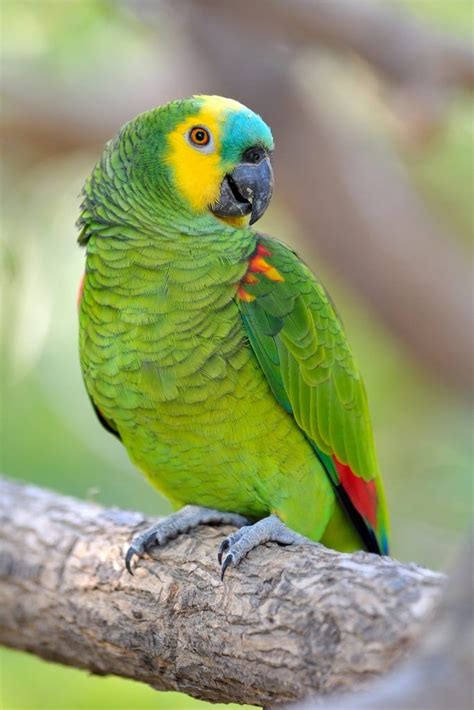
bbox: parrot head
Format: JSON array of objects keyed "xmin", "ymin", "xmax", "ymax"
[
  {"xmin": 163, "ymin": 95, "xmax": 274, "ymax": 226},
  {"xmin": 107, "ymin": 95, "xmax": 275, "ymax": 229}
]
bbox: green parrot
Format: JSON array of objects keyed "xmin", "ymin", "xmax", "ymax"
[{"xmin": 78, "ymin": 95, "xmax": 389, "ymax": 578}]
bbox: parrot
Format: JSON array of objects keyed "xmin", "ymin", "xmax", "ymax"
[{"xmin": 77, "ymin": 95, "xmax": 389, "ymax": 579}]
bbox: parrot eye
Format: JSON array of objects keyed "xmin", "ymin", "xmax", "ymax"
[
  {"xmin": 190, "ymin": 127, "xmax": 209, "ymax": 145},
  {"xmin": 188, "ymin": 126, "xmax": 212, "ymax": 149}
]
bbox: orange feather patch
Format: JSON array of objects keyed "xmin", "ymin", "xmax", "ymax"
[
  {"xmin": 237, "ymin": 286, "xmax": 256, "ymax": 302},
  {"xmin": 243, "ymin": 273, "xmax": 259, "ymax": 284},
  {"xmin": 237, "ymin": 243, "xmax": 284, "ymax": 301}
]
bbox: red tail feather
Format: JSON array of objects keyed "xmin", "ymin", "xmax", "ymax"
[{"xmin": 333, "ymin": 456, "xmax": 378, "ymax": 528}]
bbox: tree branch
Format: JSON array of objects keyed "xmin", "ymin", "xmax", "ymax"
[
  {"xmin": 206, "ymin": 0, "xmax": 474, "ymax": 82},
  {"xmin": 291, "ymin": 536, "xmax": 473, "ymax": 709},
  {"xmin": 0, "ymin": 478, "xmax": 444, "ymax": 706}
]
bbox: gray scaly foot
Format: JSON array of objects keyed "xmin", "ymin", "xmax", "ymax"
[
  {"xmin": 125, "ymin": 505, "xmax": 248, "ymax": 574},
  {"xmin": 217, "ymin": 514, "xmax": 311, "ymax": 580}
]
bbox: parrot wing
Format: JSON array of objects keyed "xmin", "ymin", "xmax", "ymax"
[{"xmin": 237, "ymin": 235, "xmax": 389, "ymax": 554}]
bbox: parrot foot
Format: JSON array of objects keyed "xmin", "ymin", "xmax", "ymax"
[
  {"xmin": 217, "ymin": 514, "xmax": 310, "ymax": 580},
  {"xmin": 125, "ymin": 505, "xmax": 248, "ymax": 574}
]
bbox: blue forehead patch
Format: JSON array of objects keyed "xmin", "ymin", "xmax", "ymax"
[{"xmin": 220, "ymin": 108, "xmax": 274, "ymax": 165}]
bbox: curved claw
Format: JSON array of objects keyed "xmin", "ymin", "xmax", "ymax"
[
  {"xmin": 220, "ymin": 552, "xmax": 235, "ymax": 580},
  {"xmin": 125, "ymin": 545, "xmax": 140, "ymax": 575},
  {"xmin": 217, "ymin": 538, "xmax": 230, "ymax": 565}
]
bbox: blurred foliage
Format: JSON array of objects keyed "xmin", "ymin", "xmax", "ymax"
[
  {"xmin": 0, "ymin": 0, "xmax": 472, "ymax": 708},
  {"xmin": 409, "ymin": 100, "xmax": 474, "ymax": 243},
  {"xmin": 0, "ymin": 649, "xmax": 240, "ymax": 710},
  {"xmin": 401, "ymin": 0, "xmax": 473, "ymax": 33}
]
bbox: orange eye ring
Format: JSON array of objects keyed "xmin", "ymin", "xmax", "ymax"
[{"xmin": 189, "ymin": 126, "xmax": 210, "ymax": 146}]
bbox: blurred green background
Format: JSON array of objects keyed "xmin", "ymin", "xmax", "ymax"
[{"xmin": 0, "ymin": 1, "xmax": 472, "ymax": 708}]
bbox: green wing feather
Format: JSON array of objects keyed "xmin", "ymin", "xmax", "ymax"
[{"xmin": 238, "ymin": 236, "xmax": 389, "ymax": 554}]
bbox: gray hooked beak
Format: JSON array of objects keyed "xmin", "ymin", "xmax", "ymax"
[{"xmin": 211, "ymin": 148, "xmax": 273, "ymax": 225}]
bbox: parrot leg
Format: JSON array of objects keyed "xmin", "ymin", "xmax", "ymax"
[
  {"xmin": 217, "ymin": 514, "xmax": 312, "ymax": 580},
  {"xmin": 125, "ymin": 505, "xmax": 248, "ymax": 574}
]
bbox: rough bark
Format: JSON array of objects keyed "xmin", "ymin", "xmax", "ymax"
[
  {"xmin": 291, "ymin": 536, "xmax": 473, "ymax": 710},
  {"xmin": 0, "ymin": 477, "xmax": 445, "ymax": 706}
]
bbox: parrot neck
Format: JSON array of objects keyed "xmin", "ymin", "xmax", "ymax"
[
  {"xmin": 83, "ymin": 216, "xmax": 258, "ymax": 321},
  {"xmin": 79, "ymin": 157, "xmax": 258, "ymax": 285},
  {"xmin": 79, "ymin": 172, "xmax": 253, "ymax": 244},
  {"xmin": 82, "ymin": 215, "xmax": 257, "ymax": 262}
]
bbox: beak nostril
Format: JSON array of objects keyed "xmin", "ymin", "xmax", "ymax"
[{"xmin": 243, "ymin": 146, "xmax": 266, "ymax": 165}]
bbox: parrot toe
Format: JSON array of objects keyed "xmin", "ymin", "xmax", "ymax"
[
  {"xmin": 125, "ymin": 544, "xmax": 142, "ymax": 575},
  {"xmin": 218, "ymin": 514, "xmax": 310, "ymax": 580},
  {"xmin": 125, "ymin": 505, "xmax": 248, "ymax": 574}
]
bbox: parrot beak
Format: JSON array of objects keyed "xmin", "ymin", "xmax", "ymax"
[{"xmin": 212, "ymin": 149, "xmax": 274, "ymax": 225}]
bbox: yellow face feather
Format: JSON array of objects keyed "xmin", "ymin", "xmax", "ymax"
[{"xmin": 165, "ymin": 96, "xmax": 248, "ymax": 224}]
